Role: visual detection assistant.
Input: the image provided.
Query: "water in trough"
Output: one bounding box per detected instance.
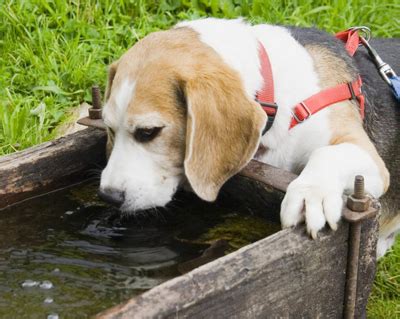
[0,180,280,318]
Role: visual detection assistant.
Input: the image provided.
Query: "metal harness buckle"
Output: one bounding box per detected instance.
[292,102,312,123]
[348,82,357,100]
[256,100,278,110]
[256,100,279,135]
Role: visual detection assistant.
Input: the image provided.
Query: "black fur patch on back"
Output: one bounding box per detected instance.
[286,26,359,79]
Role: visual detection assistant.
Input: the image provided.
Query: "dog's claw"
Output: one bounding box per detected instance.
[309,229,319,240]
[281,176,343,240]
[328,221,338,231]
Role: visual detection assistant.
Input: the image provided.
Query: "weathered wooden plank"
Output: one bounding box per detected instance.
[355,209,379,318]
[96,224,350,319]
[223,173,379,318]
[240,160,297,193]
[0,128,106,208]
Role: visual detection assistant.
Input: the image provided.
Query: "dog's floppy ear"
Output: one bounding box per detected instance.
[184,72,266,201]
[105,61,119,101]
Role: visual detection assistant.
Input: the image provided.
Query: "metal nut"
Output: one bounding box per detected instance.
[347,195,371,212]
[88,108,102,119]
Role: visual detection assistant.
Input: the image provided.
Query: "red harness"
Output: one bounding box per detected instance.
[256,30,365,132]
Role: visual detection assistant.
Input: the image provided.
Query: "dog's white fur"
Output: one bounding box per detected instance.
[101,18,391,254]
[102,79,183,210]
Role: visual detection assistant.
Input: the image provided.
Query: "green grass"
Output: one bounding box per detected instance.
[1,0,399,154]
[368,236,400,318]
[0,0,399,317]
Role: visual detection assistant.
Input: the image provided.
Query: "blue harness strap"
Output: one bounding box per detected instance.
[390,76,400,102]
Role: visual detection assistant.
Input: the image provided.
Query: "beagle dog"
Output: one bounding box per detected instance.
[99,18,400,257]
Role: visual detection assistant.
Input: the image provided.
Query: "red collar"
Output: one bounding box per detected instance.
[256,41,365,134]
[255,43,277,134]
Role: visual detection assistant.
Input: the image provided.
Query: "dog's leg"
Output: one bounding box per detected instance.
[377,213,400,257]
[280,104,390,238]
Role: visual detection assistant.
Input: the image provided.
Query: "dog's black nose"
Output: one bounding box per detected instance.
[98,188,125,207]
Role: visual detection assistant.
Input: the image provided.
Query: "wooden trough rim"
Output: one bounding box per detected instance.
[0,131,366,222]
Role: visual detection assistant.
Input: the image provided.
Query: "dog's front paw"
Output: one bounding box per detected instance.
[280,176,343,239]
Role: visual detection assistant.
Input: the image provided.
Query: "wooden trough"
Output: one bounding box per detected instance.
[0,126,379,318]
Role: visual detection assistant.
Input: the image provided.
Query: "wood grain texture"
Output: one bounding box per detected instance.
[97,224,350,319]
[356,209,379,318]
[240,160,297,193]
[0,128,106,208]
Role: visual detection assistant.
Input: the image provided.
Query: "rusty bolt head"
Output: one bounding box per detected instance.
[347,194,371,212]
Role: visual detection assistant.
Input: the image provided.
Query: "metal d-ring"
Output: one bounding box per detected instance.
[349,26,372,44]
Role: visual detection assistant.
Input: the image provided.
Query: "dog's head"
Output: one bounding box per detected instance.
[100,27,266,212]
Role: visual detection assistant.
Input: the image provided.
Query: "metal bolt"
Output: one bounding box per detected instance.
[344,175,368,319]
[347,175,371,212]
[89,85,102,119]
[354,175,365,199]
[92,85,102,109]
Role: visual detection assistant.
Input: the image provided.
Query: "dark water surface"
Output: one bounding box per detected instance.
[0,181,279,318]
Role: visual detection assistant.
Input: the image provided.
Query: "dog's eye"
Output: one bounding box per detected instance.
[134,127,163,143]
